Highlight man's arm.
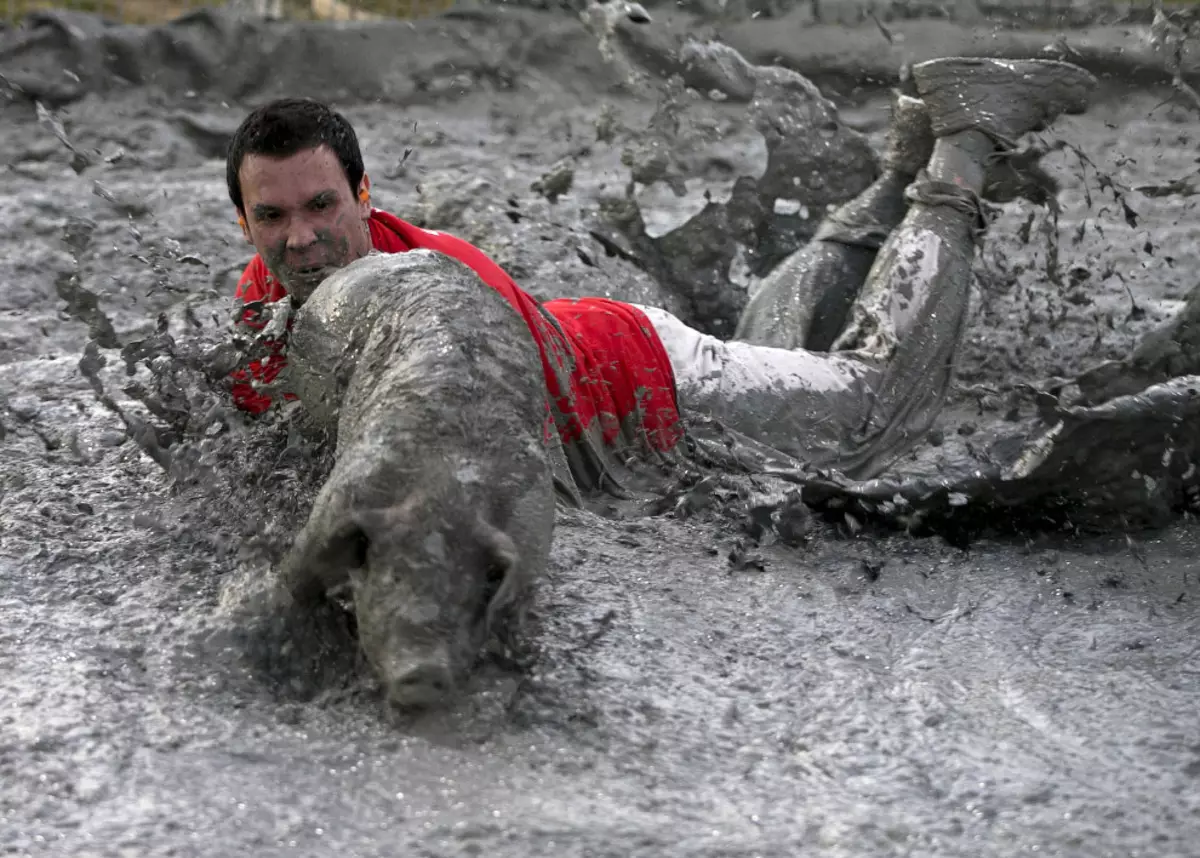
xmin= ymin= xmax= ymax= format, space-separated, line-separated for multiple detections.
xmin=229 ymin=256 xmax=293 ymax=415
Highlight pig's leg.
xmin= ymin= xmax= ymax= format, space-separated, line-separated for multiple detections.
xmin=643 ymin=58 xmax=1097 ymax=481
xmin=278 ymin=468 xmax=364 ymax=602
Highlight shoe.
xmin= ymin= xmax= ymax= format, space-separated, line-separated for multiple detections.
xmin=911 ymin=57 xmax=1097 ymax=144
xmin=882 ymin=93 xmax=935 ymax=175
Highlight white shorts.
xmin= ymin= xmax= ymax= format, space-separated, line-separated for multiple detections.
xmin=633 ymin=305 xmax=882 ymax=467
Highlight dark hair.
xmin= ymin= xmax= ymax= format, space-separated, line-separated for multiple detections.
xmin=225 ymin=97 xmax=365 ymax=213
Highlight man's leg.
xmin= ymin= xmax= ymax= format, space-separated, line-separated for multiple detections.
xmin=643 ymin=57 xmax=1098 ymax=481
xmin=734 ymin=91 xmax=935 ymax=352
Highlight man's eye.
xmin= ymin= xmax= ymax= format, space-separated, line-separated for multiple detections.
xmin=312 ymin=198 xmax=332 ymax=211
xmin=258 ymin=211 xmax=280 ymax=223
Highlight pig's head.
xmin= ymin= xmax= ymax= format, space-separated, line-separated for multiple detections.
xmin=352 ymin=498 xmax=531 ymax=710
xmin=283 ymin=483 xmax=536 ymax=711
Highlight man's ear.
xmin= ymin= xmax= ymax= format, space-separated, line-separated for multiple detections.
xmin=357 ymin=174 xmax=372 ymax=216
xmin=236 ymin=210 xmax=253 ymax=244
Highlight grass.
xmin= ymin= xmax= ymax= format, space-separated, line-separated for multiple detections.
xmin=0 ymin=0 xmax=456 ymax=25
xmin=2 ymin=0 xmax=203 ymax=24
xmin=5 ymin=0 xmax=1190 ymax=27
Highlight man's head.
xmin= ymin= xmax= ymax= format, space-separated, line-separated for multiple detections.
xmin=227 ymin=98 xmax=373 ymax=303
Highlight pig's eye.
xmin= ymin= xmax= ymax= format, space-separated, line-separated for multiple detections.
xmin=487 ymin=561 xmax=506 ymax=588
xmin=476 ymin=562 xmax=507 ymax=626
xmin=352 ymin=530 xmax=369 ymax=568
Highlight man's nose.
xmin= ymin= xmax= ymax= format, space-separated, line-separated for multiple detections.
xmin=285 ymin=217 xmax=319 ymax=250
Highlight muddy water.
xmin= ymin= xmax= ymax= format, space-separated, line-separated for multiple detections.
xmin=2 ymin=40 xmax=1200 ymax=858
xmin=5 ymin=416 xmax=1200 ymax=856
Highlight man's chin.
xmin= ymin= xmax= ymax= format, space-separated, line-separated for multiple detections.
xmin=282 ymin=268 xmax=334 ymax=303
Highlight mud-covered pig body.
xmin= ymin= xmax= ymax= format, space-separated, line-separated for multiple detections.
xmin=279 ymin=250 xmax=555 ymax=708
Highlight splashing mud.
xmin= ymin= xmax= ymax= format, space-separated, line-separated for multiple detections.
xmin=3 ymin=5 xmax=1200 ymax=857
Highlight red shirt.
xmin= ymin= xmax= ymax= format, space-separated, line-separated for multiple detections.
xmin=231 ymin=209 xmax=683 ymax=457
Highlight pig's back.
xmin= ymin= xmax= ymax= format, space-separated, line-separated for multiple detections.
xmin=291 ymin=251 xmax=549 ymax=489
xmin=291 ymin=251 xmax=544 ymax=440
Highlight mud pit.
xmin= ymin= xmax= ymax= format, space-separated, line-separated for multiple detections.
xmin=3 ymin=6 xmax=1200 ymax=856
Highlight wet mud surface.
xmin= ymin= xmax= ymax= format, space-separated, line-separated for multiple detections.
xmin=3 ymin=7 xmax=1200 ymax=857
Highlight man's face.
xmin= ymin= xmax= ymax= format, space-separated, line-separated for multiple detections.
xmin=237 ymin=144 xmax=373 ymax=304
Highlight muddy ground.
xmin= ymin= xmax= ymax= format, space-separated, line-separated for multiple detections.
xmin=2 ymin=6 xmax=1200 ymax=857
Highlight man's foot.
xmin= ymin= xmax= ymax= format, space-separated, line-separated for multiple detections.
xmin=911 ymin=57 xmax=1097 ymax=144
xmin=881 ymin=93 xmax=935 ymax=176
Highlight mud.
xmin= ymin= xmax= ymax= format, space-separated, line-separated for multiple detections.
xmin=3 ymin=5 xmax=1200 ymax=857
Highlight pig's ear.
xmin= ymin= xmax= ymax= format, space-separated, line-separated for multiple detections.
xmin=475 ymin=516 xmax=525 ymax=637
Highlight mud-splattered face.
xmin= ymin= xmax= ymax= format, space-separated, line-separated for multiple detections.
xmin=237 ymin=145 xmax=373 ymax=304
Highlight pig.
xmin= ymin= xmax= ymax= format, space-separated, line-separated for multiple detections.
xmin=275 ymin=250 xmax=556 ymax=710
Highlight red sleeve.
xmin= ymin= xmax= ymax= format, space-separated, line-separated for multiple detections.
xmin=230 ymin=256 xmax=292 ymax=415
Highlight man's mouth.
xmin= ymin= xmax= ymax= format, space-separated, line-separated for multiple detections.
xmin=283 ymin=266 xmax=333 ymax=301
xmin=287 ymin=265 xmax=333 ymax=289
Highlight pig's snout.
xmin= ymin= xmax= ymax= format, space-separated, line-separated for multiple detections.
xmin=382 ymin=654 xmax=456 ymax=710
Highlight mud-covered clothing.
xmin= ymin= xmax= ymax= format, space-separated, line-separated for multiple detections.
xmin=637 ymin=174 xmax=981 ymax=481
xmin=231 ymin=209 xmax=684 ymax=488
xmin=636 ymin=304 xmax=882 ymax=471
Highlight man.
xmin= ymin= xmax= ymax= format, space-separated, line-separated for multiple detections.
xmin=227 ymin=101 xmax=685 ymax=490
xmin=228 ymin=56 xmax=1099 ymax=491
